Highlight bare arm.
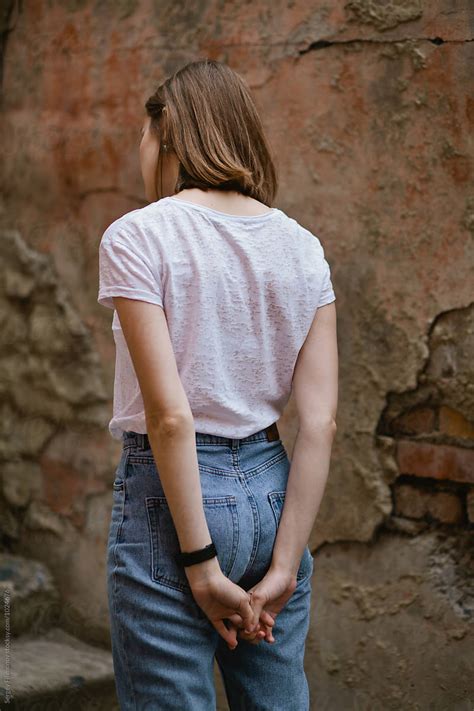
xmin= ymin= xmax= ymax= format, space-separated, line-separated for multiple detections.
xmin=270 ymin=300 xmax=338 ymax=576
xmin=113 ymin=296 xmax=255 ymax=643
xmin=113 ymin=297 xmax=220 ymax=586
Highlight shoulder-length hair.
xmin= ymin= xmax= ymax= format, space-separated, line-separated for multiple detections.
xmin=144 ymin=59 xmax=278 ymax=206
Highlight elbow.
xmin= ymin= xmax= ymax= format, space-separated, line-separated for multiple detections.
xmin=298 ymin=416 xmax=337 ymax=440
xmin=146 ymin=411 xmax=194 ymax=437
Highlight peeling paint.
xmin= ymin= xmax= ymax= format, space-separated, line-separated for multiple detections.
xmin=345 ymin=0 xmax=423 ymax=32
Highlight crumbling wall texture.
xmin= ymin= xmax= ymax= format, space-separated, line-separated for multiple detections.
xmin=0 ymin=1 xmax=473 ymax=708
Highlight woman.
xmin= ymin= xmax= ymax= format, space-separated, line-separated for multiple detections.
xmin=98 ymin=59 xmax=338 ymax=711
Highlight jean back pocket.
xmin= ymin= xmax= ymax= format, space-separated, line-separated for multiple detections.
xmin=146 ymin=495 xmax=239 ymax=594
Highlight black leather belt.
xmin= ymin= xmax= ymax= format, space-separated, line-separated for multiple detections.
xmin=137 ymin=422 xmax=280 ymax=449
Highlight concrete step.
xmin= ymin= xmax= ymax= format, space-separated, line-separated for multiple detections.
xmin=0 ymin=627 xmax=117 ymax=710
xmin=0 ymin=553 xmax=60 ymax=637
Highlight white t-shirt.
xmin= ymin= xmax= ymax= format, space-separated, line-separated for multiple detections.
xmin=97 ymin=196 xmax=336 ymax=440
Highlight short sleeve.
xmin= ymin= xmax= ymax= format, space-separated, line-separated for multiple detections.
xmin=297 ymin=223 xmax=336 ymax=309
xmin=317 ymin=258 xmax=336 ymax=308
xmin=97 ymin=234 xmax=164 ymax=310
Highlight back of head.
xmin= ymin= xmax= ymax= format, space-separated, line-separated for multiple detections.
xmin=145 ymin=59 xmax=278 ymax=205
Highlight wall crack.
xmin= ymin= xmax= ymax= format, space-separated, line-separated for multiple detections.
xmin=298 ymin=36 xmax=474 ymax=54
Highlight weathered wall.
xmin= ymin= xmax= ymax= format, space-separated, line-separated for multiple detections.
xmin=1 ymin=0 xmax=473 ymax=708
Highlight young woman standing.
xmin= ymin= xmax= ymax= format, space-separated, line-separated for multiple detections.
xmin=98 ymin=58 xmax=338 ymax=710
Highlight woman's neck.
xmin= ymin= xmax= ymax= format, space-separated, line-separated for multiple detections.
xmin=170 ymin=188 xmax=273 ymax=216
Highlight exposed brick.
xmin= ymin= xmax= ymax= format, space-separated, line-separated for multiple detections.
xmin=393 ymin=484 xmax=426 ymax=519
xmin=426 ymin=491 xmax=463 ymax=524
xmin=396 ymin=440 xmax=474 ymax=484
xmin=439 ymin=406 xmax=474 ymax=439
xmin=467 ymin=489 xmax=474 ymax=525
xmin=393 ymin=407 xmax=436 ymax=436
xmin=393 ymin=483 xmax=463 ymax=524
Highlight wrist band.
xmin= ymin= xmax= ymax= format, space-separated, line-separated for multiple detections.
xmin=175 ymin=541 xmax=217 ymax=567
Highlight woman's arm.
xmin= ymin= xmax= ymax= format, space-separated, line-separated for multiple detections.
xmin=113 ymin=297 xmax=259 ymax=646
xmin=270 ymin=301 xmax=338 ymax=576
xmin=113 ymin=297 xmax=221 ymax=585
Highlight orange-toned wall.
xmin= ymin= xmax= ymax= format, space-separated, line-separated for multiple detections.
xmin=1 ymin=1 xmax=472 ymax=707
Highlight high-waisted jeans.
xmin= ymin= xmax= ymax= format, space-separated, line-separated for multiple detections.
xmin=107 ymin=427 xmax=314 ymax=710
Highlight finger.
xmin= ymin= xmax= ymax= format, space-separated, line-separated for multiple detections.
xmin=239 ymin=622 xmax=272 ymax=644
xmin=264 ymin=623 xmax=275 ymax=643
xmin=242 ymin=619 xmax=268 ymax=641
xmin=226 ymin=617 xmax=261 ymax=641
xmin=240 ymin=627 xmax=259 ymax=641
xmin=245 ymin=625 xmax=266 ymax=643
xmin=214 ymin=619 xmax=238 ymax=649
xmin=226 ymin=624 xmax=238 ymax=650
xmin=237 ymin=627 xmax=262 ymax=644
xmin=259 ymin=609 xmax=276 ymax=627
xmin=226 ymin=616 xmax=258 ymax=636
xmin=246 ymin=596 xmax=264 ymax=632
xmin=227 ymin=612 xmax=245 ymax=627
xmin=229 ymin=608 xmax=275 ymax=631
xmin=235 ymin=618 xmax=262 ymax=641
xmin=226 ymin=619 xmax=261 ymax=645
xmin=239 ymin=597 xmax=256 ymax=632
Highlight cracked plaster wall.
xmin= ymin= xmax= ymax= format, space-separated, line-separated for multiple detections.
xmin=0 ymin=0 xmax=473 ymax=707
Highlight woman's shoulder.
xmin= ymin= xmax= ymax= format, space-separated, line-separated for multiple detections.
xmin=276 ymin=210 xmax=327 ymax=258
xmin=100 ymin=199 xmax=171 ymax=246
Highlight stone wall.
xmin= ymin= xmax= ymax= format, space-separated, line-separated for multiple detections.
xmin=1 ymin=1 xmax=472 ymax=708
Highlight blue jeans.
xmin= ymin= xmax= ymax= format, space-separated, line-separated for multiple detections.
xmin=107 ymin=427 xmax=314 ymax=710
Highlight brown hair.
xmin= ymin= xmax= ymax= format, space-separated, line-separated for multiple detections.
xmin=144 ymin=59 xmax=278 ymax=205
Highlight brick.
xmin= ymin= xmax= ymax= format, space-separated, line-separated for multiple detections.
xmin=426 ymin=491 xmax=463 ymax=524
xmin=393 ymin=483 xmax=463 ymax=524
xmin=393 ymin=484 xmax=426 ymax=519
xmin=396 ymin=440 xmax=474 ymax=484
xmin=467 ymin=489 xmax=474 ymax=524
xmin=393 ymin=408 xmax=436 ymax=436
xmin=439 ymin=406 xmax=474 ymax=439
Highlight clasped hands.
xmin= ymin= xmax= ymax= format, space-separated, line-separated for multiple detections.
xmin=185 ymin=558 xmax=298 ymax=650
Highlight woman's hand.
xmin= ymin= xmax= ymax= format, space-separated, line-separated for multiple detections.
xmin=187 ymin=564 xmax=256 ymax=649
xmin=225 ymin=565 xmax=298 ymax=646
xmin=229 ymin=596 xmax=276 ymax=645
